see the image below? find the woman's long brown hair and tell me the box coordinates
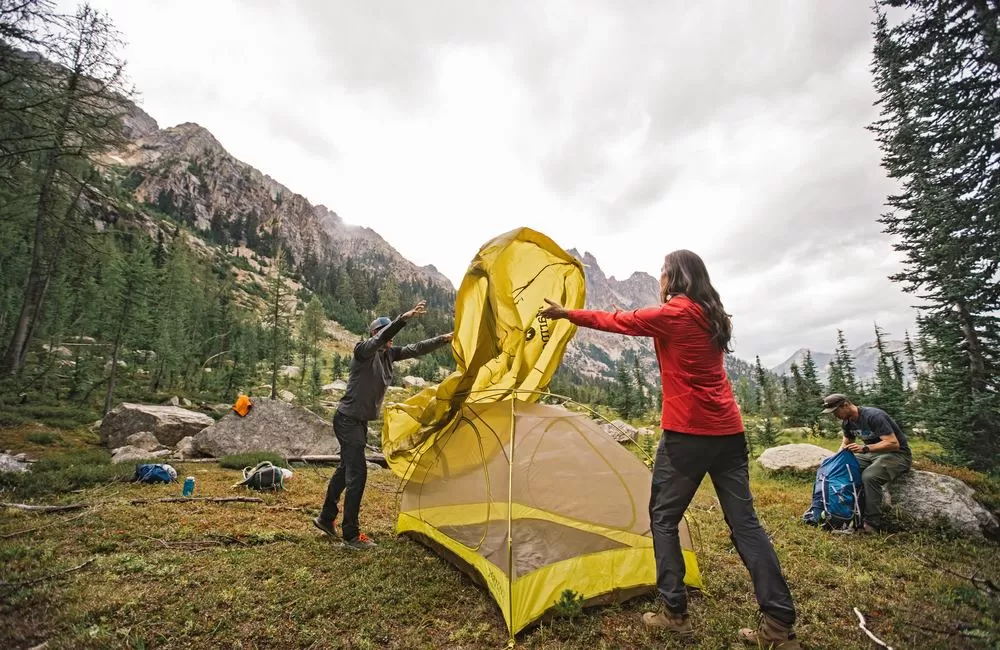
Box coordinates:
[660,250,733,352]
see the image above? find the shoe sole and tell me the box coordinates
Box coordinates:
[311,518,338,539]
[642,615,693,635]
[343,541,377,550]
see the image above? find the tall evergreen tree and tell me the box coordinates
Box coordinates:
[753,355,778,417]
[827,329,858,398]
[801,351,825,409]
[298,294,326,389]
[868,323,909,433]
[612,358,637,420]
[631,353,651,414]
[265,249,294,399]
[101,235,154,414]
[870,1,1000,469]
[1,4,134,375]
[901,330,925,426]
[733,375,757,415]
[786,362,820,428]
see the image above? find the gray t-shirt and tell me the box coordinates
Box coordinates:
[842,406,909,452]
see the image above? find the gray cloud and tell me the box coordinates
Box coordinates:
[160,0,914,365]
[239,2,881,220]
[266,109,339,161]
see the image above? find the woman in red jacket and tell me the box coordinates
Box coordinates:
[541,249,800,649]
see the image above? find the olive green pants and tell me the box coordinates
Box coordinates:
[856,451,912,528]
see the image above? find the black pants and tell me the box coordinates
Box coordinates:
[650,430,796,626]
[320,411,368,541]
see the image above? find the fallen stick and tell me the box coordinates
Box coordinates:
[0,510,91,539]
[0,558,95,590]
[0,502,89,513]
[287,454,388,466]
[853,607,893,649]
[129,496,264,505]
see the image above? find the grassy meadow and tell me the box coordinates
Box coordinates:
[1,418,998,649]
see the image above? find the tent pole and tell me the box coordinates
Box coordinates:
[507,397,516,645]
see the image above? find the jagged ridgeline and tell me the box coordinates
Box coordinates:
[0,27,757,413]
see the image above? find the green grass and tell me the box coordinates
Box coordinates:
[0,401,99,431]
[25,431,62,445]
[1,431,998,649]
[0,449,138,499]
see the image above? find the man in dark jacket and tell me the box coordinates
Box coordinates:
[314,299,452,549]
[822,393,912,533]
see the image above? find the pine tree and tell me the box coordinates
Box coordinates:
[265,249,294,399]
[1,5,134,375]
[101,235,154,414]
[757,417,778,449]
[868,323,909,433]
[801,351,825,409]
[870,1,1000,469]
[733,375,757,414]
[787,362,816,427]
[613,359,637,420]
[150,236,195,391]
[901,330,925,427]
[298,294,326,388]
[827,330,857,398]
[753,355,778,417]
[631,353,650,414]
[374,277,401,320]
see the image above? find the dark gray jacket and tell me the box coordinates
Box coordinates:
[336,315,450,422]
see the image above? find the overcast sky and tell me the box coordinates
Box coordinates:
[65,0,919,367]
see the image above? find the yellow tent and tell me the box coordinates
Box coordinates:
[382,227,586,479]
[396,398,702,636]
[382,227,702,637]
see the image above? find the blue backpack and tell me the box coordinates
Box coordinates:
[803,450,863,530]
[133,463,175,484]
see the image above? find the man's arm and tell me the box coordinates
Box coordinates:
[839,419,853,450]
[845,414,901,453]
[354,300,428,360]
[391,333,453,361]
[354,316,409,360]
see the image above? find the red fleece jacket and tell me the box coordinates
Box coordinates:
[566,295,743,435]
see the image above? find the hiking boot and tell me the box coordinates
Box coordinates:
[738,614,801,649]
[312,517,338,539]
[641,608,693,635]
[343,532,377,550]
[857,522,881,535]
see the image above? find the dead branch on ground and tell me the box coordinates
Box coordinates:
[0,510,91,539]
[0,502,88,513]
[129,496,263,505]
[853,608,893,649]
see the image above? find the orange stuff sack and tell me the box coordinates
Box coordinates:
[232,394,253,417]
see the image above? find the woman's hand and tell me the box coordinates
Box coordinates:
[540,298,569,320]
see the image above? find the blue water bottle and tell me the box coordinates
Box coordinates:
[182,476,195,497]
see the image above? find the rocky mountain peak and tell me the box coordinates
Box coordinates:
[106,101,453,292]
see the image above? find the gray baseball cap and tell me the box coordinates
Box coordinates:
[821,393,849,414]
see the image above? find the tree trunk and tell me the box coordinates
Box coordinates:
[103,323,123,416]
[0,68,79,376]
[954,298,988,392]
[970,0,1000,69]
